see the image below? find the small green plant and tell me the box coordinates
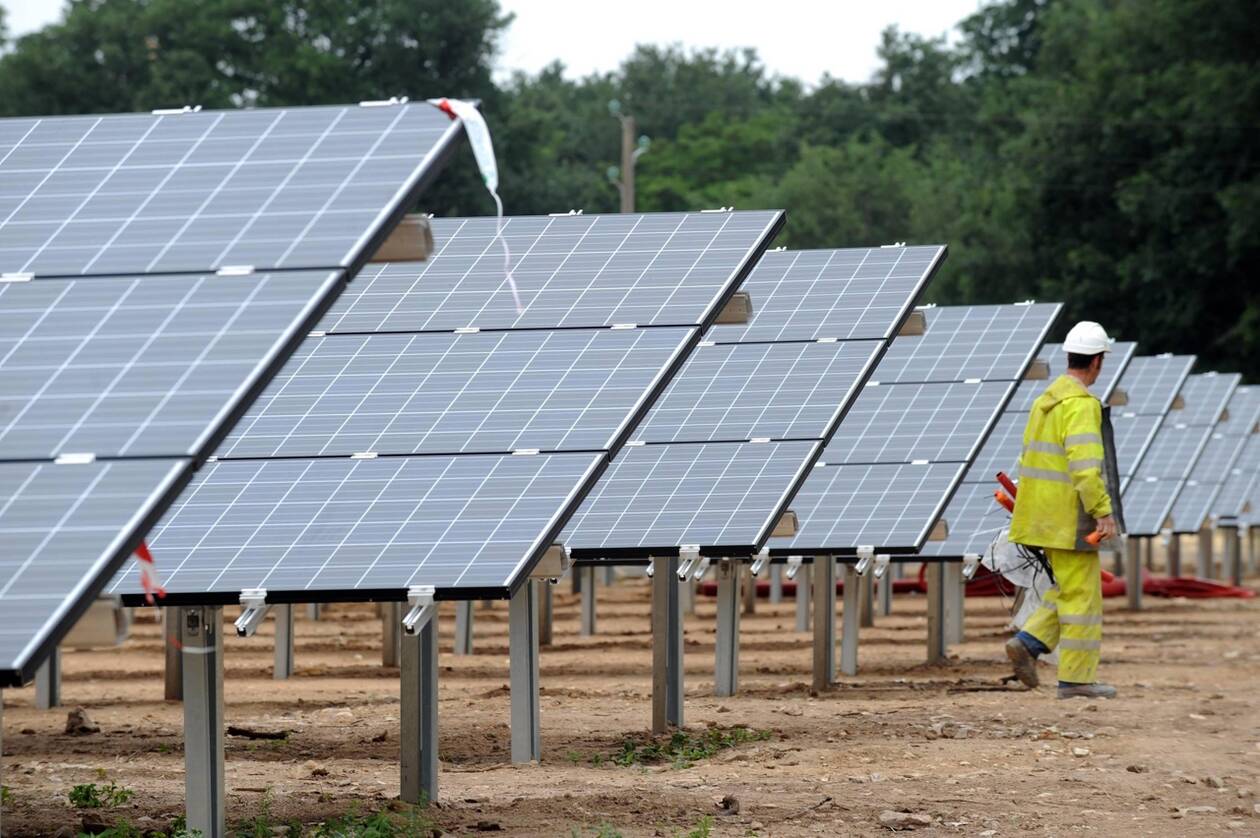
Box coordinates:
[69,781,134,809]
[76,818,143,837]
[239,788,276,837]
[683,815,714,838]
[156,742,172,754]
[1,784,12,805]
[570,825,623,838]
[169,814,203,838]
[609,727,771,769]
[565,749,582,765]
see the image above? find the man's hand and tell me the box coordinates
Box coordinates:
[1095,515,1119,541]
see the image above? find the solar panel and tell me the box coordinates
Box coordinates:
[1123,477,1182,536]
[820,380,1017,465]
[629,340,882,444]
[107,210,786,601]
[1215,434,1260,520]
[1114,355,1195,416]
[1010,341,1137,411]
[1175,372,1241,426]
[0,102,462,276]
[107,452,603,598]
[871,303,1059,383]
[1,458,188,685]
[1111,413,1164,478]
[218,326,694,458]
[1134,422,1214,481]
[770,462,968,555]
[323,211,784,332]
[564,440,815,557]
[1169,479,1227,534]
[707,245,944,343]
[0,269,343,460]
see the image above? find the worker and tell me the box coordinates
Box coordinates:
[1005,321,1120,699]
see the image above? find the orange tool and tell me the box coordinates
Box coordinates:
[1085,530,1105,546]
[996,472,1018,498]
[994,490,1015,513]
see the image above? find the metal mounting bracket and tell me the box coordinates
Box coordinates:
[962,554,982,580]
[750,548,770,576]
[677,545,701,580]
[854,546,875,576]
[402,586,437,635]
[234,589,270,637]
[692,556,712,581]
[873,554,891,579]
[785,555,804,580]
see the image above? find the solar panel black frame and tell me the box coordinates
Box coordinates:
[0,102,465,278]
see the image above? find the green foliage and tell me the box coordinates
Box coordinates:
[682,815,714,838]
[1,784,12,805]
[0,0,1255,374]
[571,825,623,838]
[609,727,771,770]
[310,808,434,837]
[68,781,134,809]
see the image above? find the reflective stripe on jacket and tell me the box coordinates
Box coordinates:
[1009,375,1113,551]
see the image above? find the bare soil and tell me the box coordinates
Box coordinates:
[3,574,1259,836]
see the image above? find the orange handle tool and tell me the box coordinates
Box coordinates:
[994,490,1015,513]
[996,472,1018,498]
[1085,530,1105,546]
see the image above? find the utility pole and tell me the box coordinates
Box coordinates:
[608,100,650,213]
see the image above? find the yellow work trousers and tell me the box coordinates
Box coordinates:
[1023,548,1103,684]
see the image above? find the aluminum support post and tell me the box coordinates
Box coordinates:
[1197,526,1214,578]
[181,606,224,838]
[580,566,597,636]
[840,564,862,676]
[714,561,740,697]
[742,564,757,615]
[539,581,554,647]
[769,563,783,604]
[944,562,965,646]
[400,611,439,804]
[35,646,60,709]
[925,563,947,664]
[454,601,474,656]
[273,604,294,680]
[509,581,541,763]
[811,555,836,691]
[306,603,321,621]
[382,601,401,668]
[1166,531,1182,577]
[651,556,684,732]
[164,607,183,701]
[1125,536,1142,610]
[794,562,811,632]
[858,569,875,628]
[1223,524,1242,586]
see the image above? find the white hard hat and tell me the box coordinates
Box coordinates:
[1063,321,1113,354]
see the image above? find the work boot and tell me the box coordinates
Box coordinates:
[1057,683,1117,700]
[1005,637,1039,688]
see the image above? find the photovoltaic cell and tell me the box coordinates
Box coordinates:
[770,462,967,554]
[1,458,188,685]
[871,303,1060,384]
[1134,422,1214,481]
[706,245,944,343]
[1123,477,1182,536]
[0,270,343,460]
[1169,479,1226,534]
[1215,434,1260,520]
[1111,413,1164,479]
[564,441,815,557]
[1114,355,1195,416]
[630,340,882,444]
[820,380,1017,465]
[218,326,694,458]
[107,452,603,597]
[0,103,462,276]
[322,212,784,332]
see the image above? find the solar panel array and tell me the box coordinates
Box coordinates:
[1215,433,1260,522]
[921,337,1139,558]
[564,245,945,558]
[1122,366,1230,536]
[1156,374,1247,534]
[774,302,1060,555]
[1,100,464,686]
[109,210,785,601]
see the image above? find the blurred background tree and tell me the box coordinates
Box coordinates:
[1,0,1256,376]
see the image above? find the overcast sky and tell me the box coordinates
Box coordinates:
[3,0,981,85]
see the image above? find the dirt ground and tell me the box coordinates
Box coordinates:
[3,568,1260,837]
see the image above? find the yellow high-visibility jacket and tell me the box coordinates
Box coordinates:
[1009,374,1113,551]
